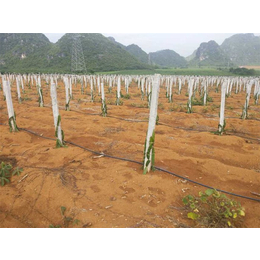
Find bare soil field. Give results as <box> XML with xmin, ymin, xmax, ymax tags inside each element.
<box><xmin>0</xmin><ymin>78</ymin><xmax>260</xmax><ymax>228</ymax></box>
<box><xmin>240</xmin><ymin>66</ymin><xmax>260</xmax><ymax>70</ymax></box>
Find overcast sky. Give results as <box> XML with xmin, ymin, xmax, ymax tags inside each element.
<box><xmin>44</xmin><ymin>33</ymin><xmax>260</xmax><ymax>57</ymax></box>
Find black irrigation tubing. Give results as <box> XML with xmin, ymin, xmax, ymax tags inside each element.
<box><xmin>13</xmin><ymin>94</ymin><xmax>260</xmax><ymax>122</ymax></box>
<box><xmin>20</xmin><ymin>102</ymin><xmax>147</xmax><ymax>122</ymax></box>
<box><xmin>1</xmin><ymin>123</ymin><xmax>260</xmax><ymax>203</ymax></box>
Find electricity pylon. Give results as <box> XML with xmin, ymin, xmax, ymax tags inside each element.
<box><xmin>71</xmin><ymin>34</ymin><xmax>87</xmax><ymax>73</ymax></box>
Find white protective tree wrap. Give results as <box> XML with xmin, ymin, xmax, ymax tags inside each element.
<box><xmin>241</xmin><ymin>79</ymin><xmax>253</xmax><ymax>119</ymax></box>
<box><xmin>218</xmin><ymin>79</ymin><xmax>228</xmax><ymax>134</ymax></box>
<box><xmin>16</xmin><ymin>77</ymin><xmax>21</xmax><ymax>103</ymax></box>
<box><xmin>37</xmin><ymin>76</ymin><xmax>44</xmax><ymax>107</ymax></box>
<box><xmin>50</xmin><ymin>82</ymin><xmax>63</xmax><ymax>146</ymax></box>
<box><xmin>64</xmin><ymin>77</ymin><xmax>70</xmax><ymax>111</ymax></box>
<box><xmin>3</xmin><ymin>80</ymin><xmax>18</xmax><ymax>132</ymax></box>
<box><xmin>116</xmin><ymin>76</ymin><xmax>121</xmax><ymax>105</ymax></box>
<box><xmin>143</xmin><ymin>74</ymin><xmax>160</xmax><ymax>174</ymax></box>
<box><xmin>187</xmin><ymin>78</ymin><xmax>194</xmax><ymax>113</ymax></box>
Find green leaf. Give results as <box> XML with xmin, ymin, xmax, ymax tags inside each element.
<box><xmin>12</xmin><ymin>167</ymin><xmax>23</xmax><ymax>176</ymax></box>
<box><xmin>200</xmin><ymin>195</ymin><xmax>208</xmax><ymax>203</ymax></box>
<box><xmin>190</xmin><ymin>203</ymin><xmax>196</xmax><ymax>209</ymax></box>
<box><xmin>182</xmin><ymin>197</ymin><xmax>189</xmax><ymax>205</ymax></box>
<box><xmin>73</xmin><ymin>219</ymin><xmax>80</xmax><ymax>225</ymax></box>
<box><xmin>65</xmin><ymin>217</ymin><xmax>73</xmax><ymax>222</ymax></box>
<box><xmin>205</xmin><ymin>189</ymin><xmax>214</xmax><ymax>196</ymax></box>
<box><xmin>187</xmin><ymin>195</ymin><xmax>194</xmax><ymax>201</ymax></box>
<box><xmin>187</xmin><ymin>212</ymin><xmax>199</xmax><ymax>220</ymax></box>
<box><xmin>198</xmin><ymin>191</ymin><xmax>204</xmax><ymax>197</ymax></box>
<box><xmin>61</xmin><ymin>206</ymin><xmax>66</xmax><ymax>216</ymax></box>
<box><xmin>238</xmin><ymin>210</ymin><xmax>245</xmax><ymax>217</ymax></box>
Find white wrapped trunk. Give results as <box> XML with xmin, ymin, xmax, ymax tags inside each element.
<box><xmin>16</xmin><ymin>77</ymin><xmax>21</xmax><ymax>103</ymax></box>
<box><xmin>116</xmin><ymin>76</ymin><xmax>121</xmax><ymax>105</ymax></box>
<box><xmin>218</xmin><ymin>80</ymin><xmax>227</xmax><ymax>133</ymax></box>
<box><xmin>3</xmin><ymin>80</ymin><xmax>17</xmax><ymax>131</ymax></box>
<box><xmin>50</xmin><ymin>83</ymin><xmax>63</xmax><ymax>145</ymax></box>
<box><xmin>143</xmin><ymin>74</ymin><xmax>160</xmax><ymax>174</ymax></box>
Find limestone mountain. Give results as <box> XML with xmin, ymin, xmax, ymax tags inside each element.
<box><xmin>107</xmin><ymin>37</ymin><xmax>149</xmax><ymax>64</ymax></box>
<box><xmin>220</xmin><ymin>33</ymin><xmax>260</xmax><ymax>65</ymax></box>
<box><xmin>0</xmin><ymin>33</ymin><xmax>150</xmax><ymax>73</ymax></box>
<box><xmin>50</xmin><ymin>33</ymin><xmax>150</xmax><ymax>72</ymax></box>
<box><xmin>188</xmin><ymin>40</ymin><xmax>232</xmax><ymax>67</ymax></box>
<box><xmin>107</xmin><ymin>36</ymin><xmax>126</xmax><ymax>50</ymax></box>
<box><xmin>0</xmin><ymin>33</ymin><xmax>52</xmax><ymax>72</ymax></box>
<box><xmin>149</xmin><ymin>49</ymin><xmax>188</xmax><ymax>68</ymax></box>
<box><xmin>125</xmin><ymin>44</ymin><xmax>148</xmax><ymax>64</ymax></box>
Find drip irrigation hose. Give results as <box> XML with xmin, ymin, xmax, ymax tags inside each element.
<box><xmin>1</xmin><ymin>123</ymin><xmax>260</xmax><ymax>203</ymax></box>
<box><xmin>8</xmin><ymin>102</ymin><xmax>259</xmax><ymax>142</ymax></box>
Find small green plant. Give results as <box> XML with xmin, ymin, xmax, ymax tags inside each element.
<box><xmin>207</xmin><ymin>96</ymin><xmax>213</xmax><ymax>103</ymax></box>
<box><xmin>133</xmin><ymin>93</ymin><xmax>141</xmax><ymax>97</ymax></box>
<box><xmin>141</xmin><ymin>90</ymin><xmax>144</xmax><ymax>100</ymax></box>
<box><xmin>0</xmin><ymin>162</ymin><xmax>23</xmax><ymax>186</ymax></box>
<box><xmin>116</xmin><ymin>92</ymin><xmax>123</xmax><ymax>105</ymax></box>
<box><xmin>192</xmin><ymin>96</ymin><xmax>212</xmax><ymax>106</ymax></box>
<box><xmin>156</xmin><ymin>115</ymin><xmax>159</xmax><ymax>125</ymax></box>
<box><xmin>49</xmin><ymin>206</ymin><xmax>80</xmax><ymax>228</ymax></box>
<box><xmin>226</xmin><ymin>106</ymin><xmax>234</xmax><ymax>110</ymax></box>
<box><xmin>65</xmin><ymin>98</ymin><xmax>70</xmax><ymax>111</ymax></box>
<box><xmin>131</xmin><ymin>103</ymin><xmax>148</xmax><ymax>108</ymax></box>
<box><xmin>121</xmin><ymin>93</ymin><xmax>131</xmax><ymax>99</ymax></box>
<box><xmin>101</xmin><ymin>100</ymin><xmax>107</xmax><ymax>117</ymax></box>
<box><xmin>187</xmin><ymin>100</ymin><xmax>193</xmax><ymax>114</ymax></box>
<box><xmin>116</xmin><ymin>99</ymin><xmax>123</xmax><ymax>106</ymax></box>
<box><xmin>182</xmin><ymin>189</ymin><xmax>245</xmax><ymax>228</ymax></box>
<box><xmin>143</xmin><ymin>130</ymin><xmax>155</xmax><ymax>175</ymax></box>
<box><xmin>9</xmin><ymin>113</ymin><xmax>19</xmax><ymax>132</ymax></box>
<box><xmin>22</xmin><ymin>96</ymin><xmax>32</xmax><ymax>101</ymax></box>
<box><xmin>55</xmin><ymin>115</ymin><xmax>65</xmax><ymax>148</ymax></box>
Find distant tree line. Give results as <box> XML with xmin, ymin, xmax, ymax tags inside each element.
<box><xmin>229</xmin><ymin>67</ymin><xmax>255</xmax><ymax>76</ymax></box>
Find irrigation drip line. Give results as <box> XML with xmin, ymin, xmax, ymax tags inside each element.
<box><xmin>13</xmin><ymin>102</ymin><xmax>260</xmax><ymax>141</ymax></box>
<box><xmin>1</xmin><ymin>123</ymin><xmax>260</xmax><ymax>203</ymax></box>
<box><xmin>17</xmin><ymin>95</ymin><xmax>260</xmax><ymax>122</ymax></box>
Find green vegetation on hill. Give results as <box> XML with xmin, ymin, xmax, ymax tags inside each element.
<box><xmin>149</xmin><ymin>49</ymin><xmax>187</xmax><ymax>68</ymax></box>
<box><xmin>188</xmin><ymin>40</ymin><xmax>232</xmax><ymax>67</ymax></box>
<box><xmin>0</xmin><ymin>33</ymin><xmax>52</xmax><ymax>73</ymax></box>
<box><xmin>2</xmin><ymin>33</ymin><xmax>260</xmax><ymax>74</ymax></box>
<box><xmin>220</xmin><ymin>33</ymin><xmax>260</xmax><ymax>66</ymax></box>
<box><xmin>0</xmin><ymin>33</ymin><xmax>150</xmax><ymax>73</ymax></box>
<box><xmin>125</xmin><ymin>44</ymin><xmax>148</xmax><ymax>64</ymax></box>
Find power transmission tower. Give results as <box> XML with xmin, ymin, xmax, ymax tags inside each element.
<box><xmin>71</xmin><ymin>34</ymin><xmax>87</xmax><ymax>73</ymax></box>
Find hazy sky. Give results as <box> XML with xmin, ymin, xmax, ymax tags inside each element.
<box><xmin>44</xmin><ymin>33</ymin><xmax>260</xmax><ymax>57</ymax></box>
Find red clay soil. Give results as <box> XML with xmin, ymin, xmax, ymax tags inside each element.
<box><xmin>0</xmin><ymin>77</ymin><xmax>260</xmax><ymax>228</ymax></box>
